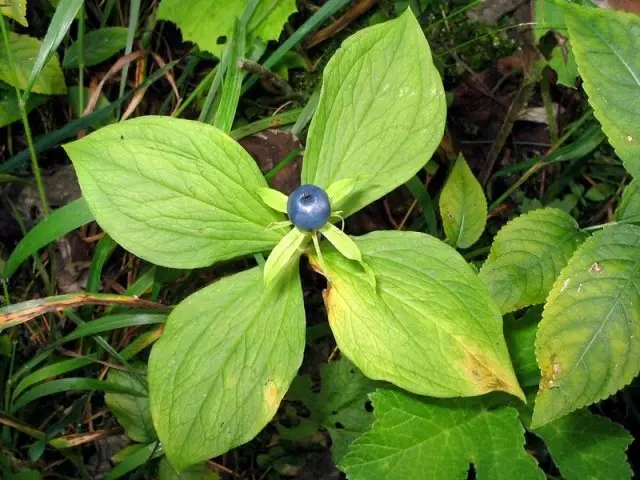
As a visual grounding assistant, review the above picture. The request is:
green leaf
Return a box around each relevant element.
[532,224,640,428]
[63,27,128,68]
[1,0,27,26]
[106,442,162,480]
[2,198,94,279]
[339,389,544,480]
[105,368,156,443]
[149,266,305,471]
[159,458,220,480]
[0,87,47,128]
[533,0,591,40]
[63,116,284,269]
[301,10,446,218]
[23,0,82,98]
[564,4,640,179]
[548,43,578,88]
[316,231,524,400]
[0,32,66,95]
[287,358,380,463]
[505,308,542,389]
[13,356,96,399]
[256,187,288,213]
[439,154,487,249]
[319,223,362,261]
[479,208,587,314]
[616,180,640,223]
[67,86,115,128]
[263,227,308,286]
[531,410,632,480]
[157,0,297,57]
[326,178,356,208]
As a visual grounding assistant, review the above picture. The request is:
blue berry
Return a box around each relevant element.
[287,184,331,231]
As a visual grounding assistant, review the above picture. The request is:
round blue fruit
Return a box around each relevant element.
[287,184,331,231]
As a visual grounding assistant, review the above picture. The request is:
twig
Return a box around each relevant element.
[304,0,378,49]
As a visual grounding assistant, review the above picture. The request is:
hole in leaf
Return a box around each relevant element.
[217,36,227,45]
[364,400,373,412]
[334,422,345,429]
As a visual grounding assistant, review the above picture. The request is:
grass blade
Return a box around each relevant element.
[12,377,146,411]
[213,20,246,133]
[23,0,84,100]
[13,356,96,399]
[117,0,141,116]
[2,198,93,279]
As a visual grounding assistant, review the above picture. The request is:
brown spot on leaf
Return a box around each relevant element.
[589,262,604,273]
[463,346,525,401]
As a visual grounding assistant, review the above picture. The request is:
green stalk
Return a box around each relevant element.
[117,0,141,118]
[0,17,50,216]
[78,5,85,115]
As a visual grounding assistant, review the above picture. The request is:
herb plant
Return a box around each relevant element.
[1,0,640,477]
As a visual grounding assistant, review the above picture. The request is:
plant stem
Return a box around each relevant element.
[0,17,49,216]
[78,5,85,115]
[540,68,557,144]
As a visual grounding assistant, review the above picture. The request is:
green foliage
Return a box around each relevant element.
[0,0,27,26]
[533,224,640,427]
[0,86,46,128]
[148,266,305,471]
[479,208,586,314]
[105,368,156,443]
[616,180,640,223]
[563,3,640,179]
[157,0,297,57]
[439,154,487,249]
[0,32,66,95]
[287,358,380,462]
[340,389,543,480]
[548,44,578,88]
[63,117,284,269]
[531,410,632,480]
[302,10,446,218]
[63,27,128,68]
[158,458,220,480]
[505,308,542,389]
[317,231,524,399]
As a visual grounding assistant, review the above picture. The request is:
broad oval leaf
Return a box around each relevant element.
[1,0,27,26]
[301,10,446,218]
[616,180,640,223]
[63,116,284,269]
[564,4,640,179]
[439,154,487,249]
[340,389,544,480]
[149,266,305,471]
[157,0,296,57]
[105,368,156,443]
[532,224,640,427]
[479,208,586,314]
[159,458,220,480]
[0,32,66,95]
[63,27,128,68]
[316,231,524,399]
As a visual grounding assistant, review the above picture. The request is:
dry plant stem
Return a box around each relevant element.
[0,17,50,216]
[304,0,378,48]
[480,77,536,186]
[238,58,294,96]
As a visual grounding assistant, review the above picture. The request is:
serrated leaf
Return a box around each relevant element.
[316,231,524,400]
[564,4,640,178]
[0,32,66,95]
[340,389,543,480]
[287,358,381,462]
[533,0,591,40]
[439,154,487,249]
[548,43,578,88]
[531,409,632,480]
[1,0,27,26]
[532,224,640,427]
[157,0,296,57]
[158,458,220,480]
[263,227,308,285]
[505,307,542,389]
[63,27,128,68]
[479,208,587,314]
[149,266,305,471]
[63,116,284,269]
[616,180,640,223]
[0,87,47,128]
[105,368,156,444]
[302,10,446,218]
